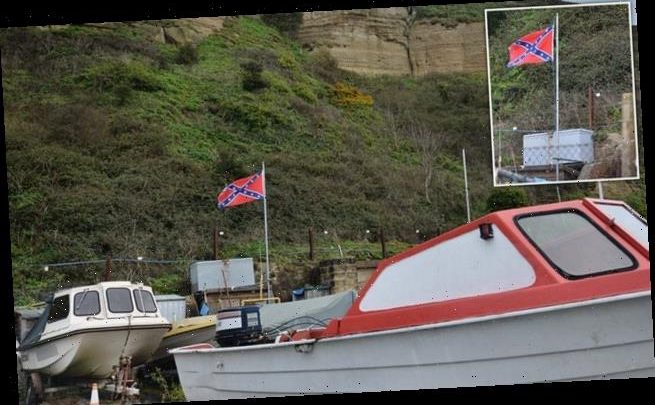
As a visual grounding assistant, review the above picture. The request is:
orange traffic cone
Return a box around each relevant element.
[90,383,100,405]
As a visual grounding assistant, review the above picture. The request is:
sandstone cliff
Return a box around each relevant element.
[296,7,486,76]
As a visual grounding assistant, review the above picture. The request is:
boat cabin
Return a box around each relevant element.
[301,198,649,339]
[19,281,162,350]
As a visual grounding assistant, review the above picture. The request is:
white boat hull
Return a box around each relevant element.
[20,325,169,378]
[172,292,655,400]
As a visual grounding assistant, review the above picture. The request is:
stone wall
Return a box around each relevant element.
[317,259,379,293]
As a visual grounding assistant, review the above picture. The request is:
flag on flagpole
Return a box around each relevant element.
[216,171,265,210]
[507,26,554,68]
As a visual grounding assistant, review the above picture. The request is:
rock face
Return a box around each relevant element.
[85,17,226,45]
[296,8,413,76]
[159,17,226,45]
[296,7,486,76]
[410,20,486,76]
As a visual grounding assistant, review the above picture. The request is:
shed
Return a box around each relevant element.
[155,294,187,323]
[189,258,255,293]
[523,128,594,167]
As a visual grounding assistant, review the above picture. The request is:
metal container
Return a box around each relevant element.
[155,294,187,323]
[523,128,594,167]
[189,258,255,293]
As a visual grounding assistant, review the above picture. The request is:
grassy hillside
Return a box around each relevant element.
[2,14,646,305]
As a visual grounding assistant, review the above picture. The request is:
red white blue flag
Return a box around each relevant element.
[216,171,265,209]
[507,26,554,68]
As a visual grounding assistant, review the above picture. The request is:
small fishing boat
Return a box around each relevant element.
[171,198,653,400]
[18,281,171,378]
[150,315,217,362]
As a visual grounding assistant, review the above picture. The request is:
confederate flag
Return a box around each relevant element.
[507,26,554,68]
[216,171,265,209]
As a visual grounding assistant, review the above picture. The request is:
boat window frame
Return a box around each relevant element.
[106,287,135,314]
[47,295,70,323]
[133,289,158,313]
[514,208,638,280]
[73,290,101,316]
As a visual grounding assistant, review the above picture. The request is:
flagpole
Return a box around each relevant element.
[262,161,272,300]
[554,13,560,182]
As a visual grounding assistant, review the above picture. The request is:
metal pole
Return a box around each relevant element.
[498,130,502,170]
[554,13,560,182]
[462,148,471,223]
[597,181,604,200]
[262,162,272,300]
[213,225,219,260]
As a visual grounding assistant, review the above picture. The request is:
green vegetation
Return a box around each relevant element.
[488,4,634,149]
[150,367,186,402]
[2,9,645,305]
[486,187,529,212]
[414,2,547,26]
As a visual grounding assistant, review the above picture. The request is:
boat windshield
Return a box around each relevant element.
[517,210,636,278]
[593,202,648,248]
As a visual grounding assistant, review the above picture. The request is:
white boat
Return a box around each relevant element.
[18,281,171,378]
[171,198,654,400]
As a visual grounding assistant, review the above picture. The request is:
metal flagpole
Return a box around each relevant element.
[554,13,560,182]
[462,149,471,223]
[262,162,272,300]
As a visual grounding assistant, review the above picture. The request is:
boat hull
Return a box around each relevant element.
[19,326,170,378]
[151,324,216,362]
[172,292,655,400]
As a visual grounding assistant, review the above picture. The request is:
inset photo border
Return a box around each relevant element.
[485,1,639,186]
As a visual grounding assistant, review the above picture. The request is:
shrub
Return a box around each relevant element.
[260,13,303,38]
[330,82,374,107]
[241,61,268,91]
[175,43,199,65]
[486,187,529,212]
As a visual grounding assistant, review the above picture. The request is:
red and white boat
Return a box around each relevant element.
[171,198,653,400]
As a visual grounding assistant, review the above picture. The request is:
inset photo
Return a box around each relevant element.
[485,2,638,186]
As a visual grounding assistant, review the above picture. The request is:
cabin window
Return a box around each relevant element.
[106,288,134,313]
[48,295,69,323]
[594,202,648,248]
[133,289,158,313]
[74,291,100,316]
[517,211,637,278]
[359,227,536,312]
